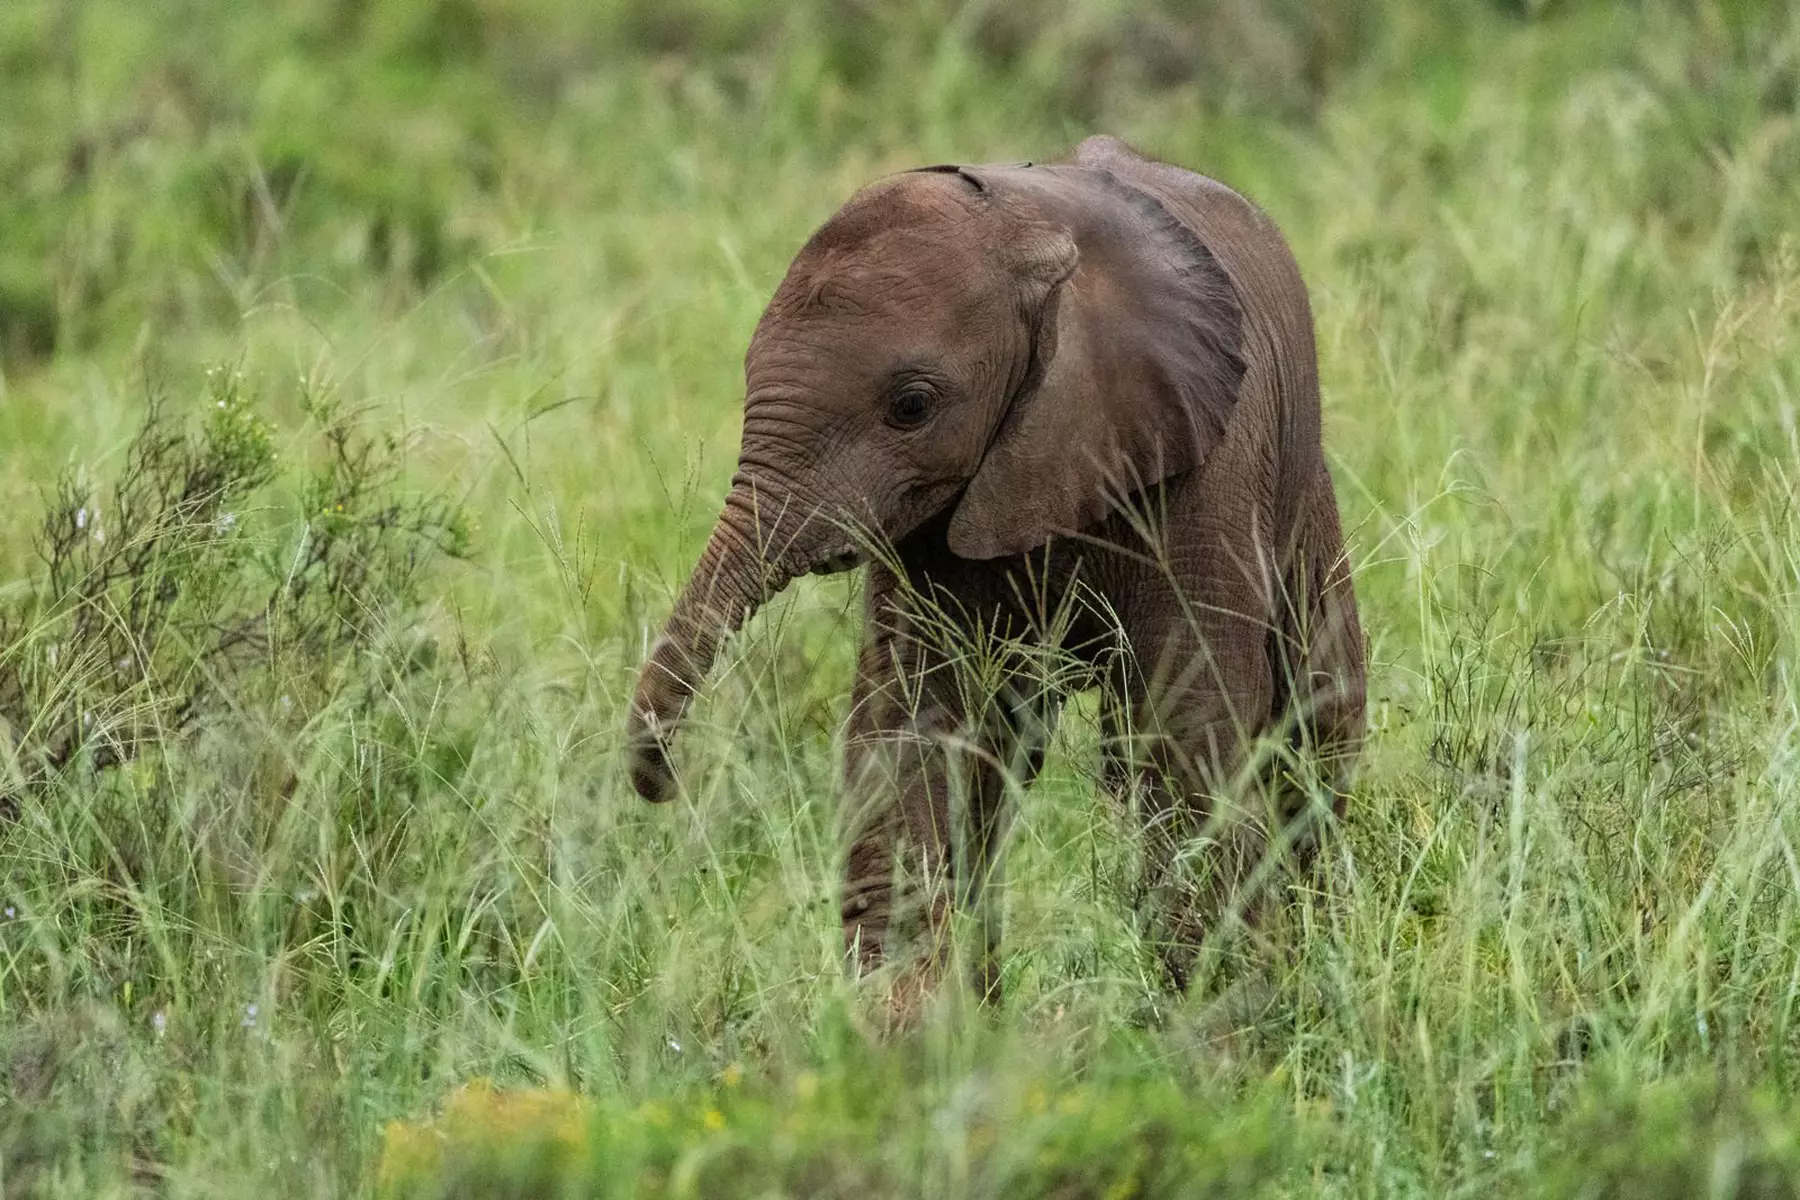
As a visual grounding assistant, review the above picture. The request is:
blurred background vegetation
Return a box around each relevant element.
[2,0,1800,1196]
[3,0,1791,368]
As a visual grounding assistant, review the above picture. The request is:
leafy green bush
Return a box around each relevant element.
[0,370,466,813]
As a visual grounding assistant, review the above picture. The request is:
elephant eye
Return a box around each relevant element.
[886,383,936,430]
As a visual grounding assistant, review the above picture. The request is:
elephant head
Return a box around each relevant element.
[627,158,1247,801]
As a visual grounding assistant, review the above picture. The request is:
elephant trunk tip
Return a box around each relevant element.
[629,739,676,803]
[626,703,679,803]
[628,630,707,803]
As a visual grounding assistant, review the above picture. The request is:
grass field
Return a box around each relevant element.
[3,1,1800,1195]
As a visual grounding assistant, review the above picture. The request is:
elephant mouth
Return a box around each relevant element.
[809,550,863,575]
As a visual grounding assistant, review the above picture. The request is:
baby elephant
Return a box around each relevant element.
[628,136,1365,997]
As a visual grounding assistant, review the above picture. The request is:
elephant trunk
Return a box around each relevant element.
[627,491,799,802]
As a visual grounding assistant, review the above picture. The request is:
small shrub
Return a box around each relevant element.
[0,369,466,816]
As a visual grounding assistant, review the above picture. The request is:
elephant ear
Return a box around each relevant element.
[946,165,1247,560]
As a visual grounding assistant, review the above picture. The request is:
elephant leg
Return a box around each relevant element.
[828,568,1000,1000]
[841,694,966,1010]
[1113,597,1279,993]
[839,568,1042,1004]
[1115,476,1365,991]
[1238,467,1360,910]
[840,791,903,973]
[838,569,918,973]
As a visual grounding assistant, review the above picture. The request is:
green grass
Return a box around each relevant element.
[3,0,1800,1195]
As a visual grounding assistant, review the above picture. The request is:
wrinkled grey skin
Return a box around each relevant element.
[627,136,1365,996]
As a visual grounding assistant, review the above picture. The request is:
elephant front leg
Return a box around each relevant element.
[837,567,956,983]
[847,697,1043,1011]
[838,569,1039,1008]
[839,691,964,1017]
[840,682,1002,978]
[840,788,903,972]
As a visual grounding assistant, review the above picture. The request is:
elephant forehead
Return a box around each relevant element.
[748,271,1010,391]
[806,170,989,252]
[772,226,994,318]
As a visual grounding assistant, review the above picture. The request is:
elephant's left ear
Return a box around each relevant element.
[946,165,1247,560]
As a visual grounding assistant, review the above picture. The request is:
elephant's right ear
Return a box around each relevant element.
[946,166,1246,561]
